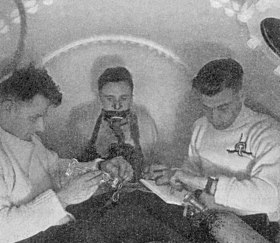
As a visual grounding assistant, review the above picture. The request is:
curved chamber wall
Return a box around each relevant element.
[2,0,280,166]
[42,39,198,166]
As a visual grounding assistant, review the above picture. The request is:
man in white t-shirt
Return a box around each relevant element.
[0,65,133,243]
[146,58,280,241]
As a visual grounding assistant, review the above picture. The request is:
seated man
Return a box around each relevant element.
[64,66,158,181]
[0,65,133,243]
[147,58,280,241]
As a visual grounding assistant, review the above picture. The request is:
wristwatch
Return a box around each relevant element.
[204,177,219,195]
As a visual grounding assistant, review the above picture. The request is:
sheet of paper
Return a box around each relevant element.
[140,179,186,206]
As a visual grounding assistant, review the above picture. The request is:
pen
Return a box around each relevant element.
[153,167,181,173]
[153,168,169,173]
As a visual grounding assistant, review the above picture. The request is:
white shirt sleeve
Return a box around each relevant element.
[0,142,72,243]
[0,183,68,243]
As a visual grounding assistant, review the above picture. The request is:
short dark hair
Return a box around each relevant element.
[192,58,244,96]
[98,67,134,92]
[0,64,62,106]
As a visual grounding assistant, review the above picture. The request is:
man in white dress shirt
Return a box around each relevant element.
[0,65,133,243]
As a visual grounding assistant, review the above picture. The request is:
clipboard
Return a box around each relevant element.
[140,179,186,206]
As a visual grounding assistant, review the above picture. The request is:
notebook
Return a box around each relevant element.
[140,179,187,206]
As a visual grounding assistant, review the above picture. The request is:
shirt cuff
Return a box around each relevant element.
[33,189,70,227]
[214,176,234,206]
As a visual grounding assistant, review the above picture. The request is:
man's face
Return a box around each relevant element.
[99,81,133,111]
[201,88,242,130]
[7,94,51,141]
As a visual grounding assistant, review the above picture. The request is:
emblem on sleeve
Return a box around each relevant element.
[227,133,252,157]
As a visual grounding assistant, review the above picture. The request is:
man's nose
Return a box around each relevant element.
[35,117,45,132]
[212,109,222,123]
[113,101,123,110]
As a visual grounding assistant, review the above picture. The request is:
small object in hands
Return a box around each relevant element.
[154,168,176,184]
[65,158,93,176]
[183,191,208,216]
[112,182,124,202]
[99,172,124,202]
[111,177,119,188]
[100,172,111,184]
[153,168,169,173]
[183,205,196,217]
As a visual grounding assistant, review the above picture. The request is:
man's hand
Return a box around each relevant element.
[99,156,133,182]
[169,170,208,191]
[142,164,169,180]
[57,170,103,208]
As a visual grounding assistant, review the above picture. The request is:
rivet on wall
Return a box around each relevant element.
[26,4,39,14]
[10,9,20,24]
[1,0,55,38]
[43,0,54,5]
[209,0,280,24]
[224,7,235,17]
[23,0,37,9]
[0,25,9,34]
[210,0,224,8]
[247,36,262,49]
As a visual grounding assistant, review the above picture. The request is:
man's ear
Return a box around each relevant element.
[238,89,246,103]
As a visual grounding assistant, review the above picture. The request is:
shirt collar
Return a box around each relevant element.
[0,125,35,150]
[222,103,255,131]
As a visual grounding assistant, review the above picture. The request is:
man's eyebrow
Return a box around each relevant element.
[202,102,230,109]
[29,114,40,120]
[217,103,230,109]
[202,104,211,109]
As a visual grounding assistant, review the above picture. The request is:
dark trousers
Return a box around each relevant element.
[68,191,189,243]
[19,190,279,243]
[72,190,279,243]
[67,190,212,242]
[17,219,109,243]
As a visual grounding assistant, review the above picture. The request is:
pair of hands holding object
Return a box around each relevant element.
[57,156,133,207]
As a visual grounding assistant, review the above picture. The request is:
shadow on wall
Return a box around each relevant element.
[90,54,126,95]
[177,41,234,77]
[153,89,202,167]
[245,98,280,122]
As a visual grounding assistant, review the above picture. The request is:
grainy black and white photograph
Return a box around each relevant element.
[0,0,280,242]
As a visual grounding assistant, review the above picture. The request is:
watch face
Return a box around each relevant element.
[261,17,280,58]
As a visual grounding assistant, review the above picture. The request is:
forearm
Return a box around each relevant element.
[215,176,279,214]
[0,189,69,242]
[51,158,103,189]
